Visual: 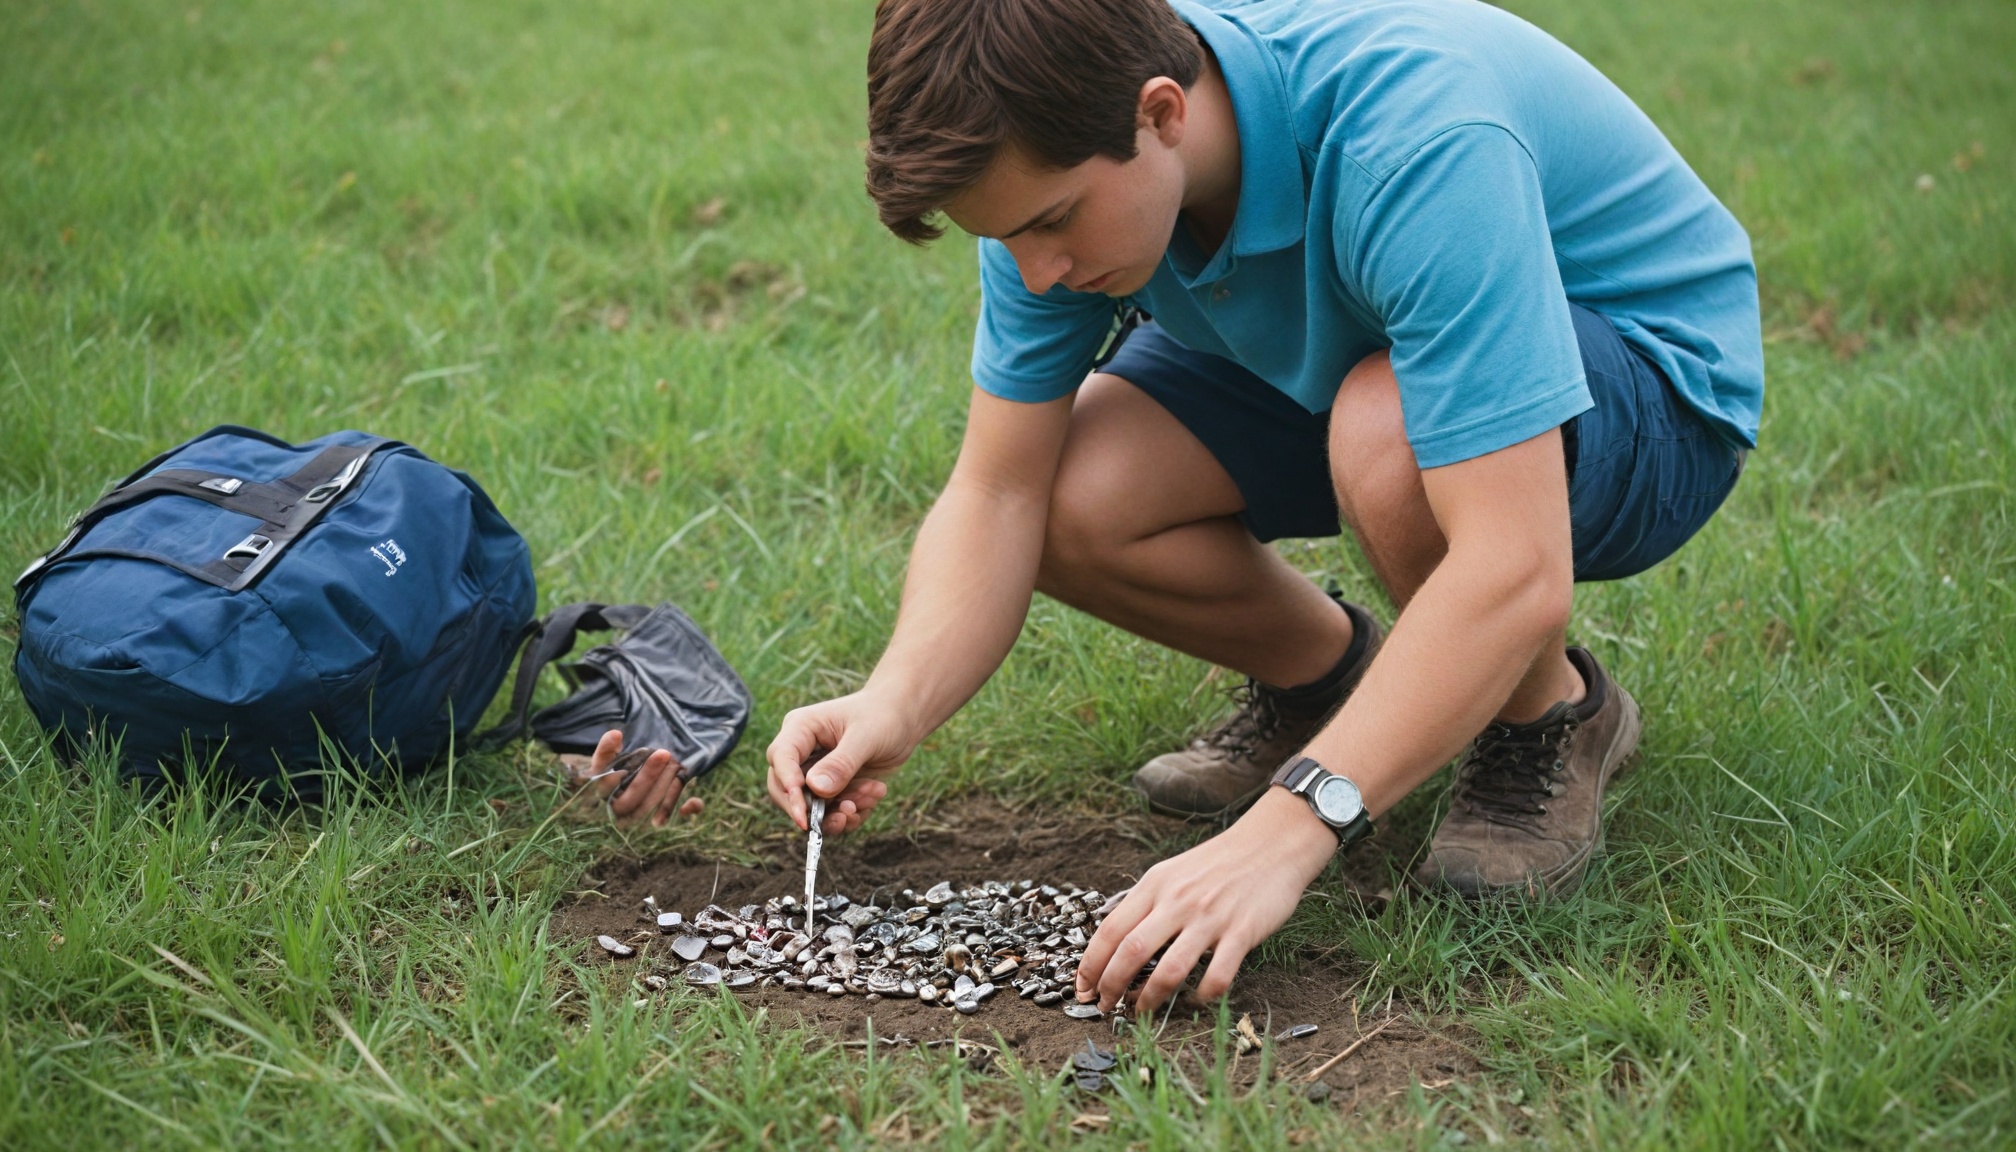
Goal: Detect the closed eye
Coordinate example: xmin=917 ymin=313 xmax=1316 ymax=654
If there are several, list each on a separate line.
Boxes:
xmin=1040 ymin=210 xmax=1073 ymax=232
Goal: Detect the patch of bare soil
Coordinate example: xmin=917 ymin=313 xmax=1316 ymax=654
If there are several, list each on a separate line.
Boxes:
xmin=551 ymin=797 xmax=1478 ymax=1108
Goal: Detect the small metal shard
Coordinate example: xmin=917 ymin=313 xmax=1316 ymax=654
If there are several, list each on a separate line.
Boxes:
xmin=1072 ymin=1040 xmax=1117 ymax=1072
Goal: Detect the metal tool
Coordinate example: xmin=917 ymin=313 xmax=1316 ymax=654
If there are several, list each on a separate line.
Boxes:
xmin=799 ymin=747 xmax=830 ymax=926
xmin=804 ymin=794 xmax=826 ymax=926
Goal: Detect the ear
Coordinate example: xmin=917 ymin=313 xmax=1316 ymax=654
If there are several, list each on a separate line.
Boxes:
xmin=1137 ymin=76 xmax=1189 ymax=148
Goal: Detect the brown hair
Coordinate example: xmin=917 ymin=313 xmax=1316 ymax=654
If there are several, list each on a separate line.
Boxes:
xmin=865 ymin=0 xmax=1203 ymax=244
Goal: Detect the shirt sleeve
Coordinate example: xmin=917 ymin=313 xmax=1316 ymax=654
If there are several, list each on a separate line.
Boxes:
xmin=970 ymin=239 xmax=1120 ymax=403
xmin=1345 ymin=123 xmax=1591 ymax=469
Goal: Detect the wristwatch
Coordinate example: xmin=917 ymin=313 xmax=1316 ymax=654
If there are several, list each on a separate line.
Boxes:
xmin=1269 ymin=756 xmax=1373 ymax=848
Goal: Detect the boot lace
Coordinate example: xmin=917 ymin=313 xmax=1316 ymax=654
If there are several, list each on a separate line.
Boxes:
xmin=1196 ymin=680 xmax=1288 ymax=760
xmin=1451 ymin=717 xmax=1576 ymax=833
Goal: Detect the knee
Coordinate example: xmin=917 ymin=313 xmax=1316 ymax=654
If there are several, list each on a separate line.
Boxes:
xmin=1037 ymin=467 xmax=1120 ymax=591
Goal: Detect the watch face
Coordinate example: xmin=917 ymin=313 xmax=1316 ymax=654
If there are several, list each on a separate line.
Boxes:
xmin=1310 ymin=774 xmax=1364 ymax=826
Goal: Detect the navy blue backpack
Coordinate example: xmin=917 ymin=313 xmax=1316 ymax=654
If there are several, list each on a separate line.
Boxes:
xmin=12 ymin=426 xmax=536 ymax=793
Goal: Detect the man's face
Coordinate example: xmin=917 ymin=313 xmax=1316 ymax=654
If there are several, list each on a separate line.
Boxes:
xmin=943 ymin=128 xmax=1186 ymax=298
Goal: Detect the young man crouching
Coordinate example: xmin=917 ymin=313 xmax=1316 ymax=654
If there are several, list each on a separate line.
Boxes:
xmin=761 ymin=0 xmax=1762 ymax=1014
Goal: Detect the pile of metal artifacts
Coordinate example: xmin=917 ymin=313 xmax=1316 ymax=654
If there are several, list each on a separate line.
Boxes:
xmin=597 ymin=879 xmax=1126 ymax=1017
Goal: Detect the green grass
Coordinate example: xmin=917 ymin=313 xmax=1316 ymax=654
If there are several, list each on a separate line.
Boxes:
xmin=3 ymin=0 xmax=2013 ymax=1146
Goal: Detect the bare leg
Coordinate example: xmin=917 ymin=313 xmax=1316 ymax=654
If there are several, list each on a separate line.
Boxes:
xmin=1035 ymin=372 xmax=1352 ymax=689
xmin=1326 ymin=352 xmax=1584 ymax=721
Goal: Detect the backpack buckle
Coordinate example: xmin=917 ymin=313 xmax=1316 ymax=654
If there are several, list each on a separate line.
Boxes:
xmin=224 ymin=534 xmax=273 ymax=562
xmin=13 ymin=553 xmax=48 ymax=589
xmin=304 ymin=454 xmax=368 ymax=503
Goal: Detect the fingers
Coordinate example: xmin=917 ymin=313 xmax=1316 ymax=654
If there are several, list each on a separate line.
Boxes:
xmin=607 ymin=749 xmax=675 ymax=822
xmin=1076 ymin=884 xmax=1153 ymax=1000
xmin=591 ymin=728 xmax=624 ymax=772
xmin=1134 ymin=927 xmax=1213 ymax=1015
xmin=1192 ymin=938 xmax=1247 ymax=1004
xmin=559 ymin=729 xmax=705 ymax=830
xmin=803 ymin=748 xmax=856 ymax=799
xmin=635 ymin=754 xmax=686 ymax=827
xmin=765 ymin=709 xmax=834 ymax=830
xmin=767 ymin=758 xmax=808 ymax=830
xmin=592 ymin=747 xmax=650 ymax=801
xmin=1094 ymin=907 xmax=1181 ymax=1012
xmin=823 ymin=778 xmax=888 ymax=835
xmin=646 ymin=779 xmax=704 ymax=824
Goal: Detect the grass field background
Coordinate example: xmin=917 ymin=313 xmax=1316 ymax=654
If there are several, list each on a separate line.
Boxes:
xmin=3 ymin=0 xmax=2013 ymax=1146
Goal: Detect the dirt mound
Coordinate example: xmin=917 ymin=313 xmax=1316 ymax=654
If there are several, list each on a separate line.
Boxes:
xmin=550 ymin=798 xmax=1478 ymax=1107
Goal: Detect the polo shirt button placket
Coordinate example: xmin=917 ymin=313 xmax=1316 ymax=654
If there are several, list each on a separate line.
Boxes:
xmin=1211 ymin=285 xmax=1232 ymax=304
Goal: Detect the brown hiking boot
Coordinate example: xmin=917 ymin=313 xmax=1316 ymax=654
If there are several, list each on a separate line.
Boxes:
xmin=1413 ymin=647 xmax=1642 ymax=899
xmin=1132 ymin=599 xmax=1384 ymax=820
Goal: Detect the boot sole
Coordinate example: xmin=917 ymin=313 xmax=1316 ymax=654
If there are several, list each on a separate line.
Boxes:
xmin=1137 ymin=780 xmax=1270 ymax=823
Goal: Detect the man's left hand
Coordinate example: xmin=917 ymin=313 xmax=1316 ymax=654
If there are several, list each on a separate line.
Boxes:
xmin=1074 ymin=788 xmax=1338 ymax=1013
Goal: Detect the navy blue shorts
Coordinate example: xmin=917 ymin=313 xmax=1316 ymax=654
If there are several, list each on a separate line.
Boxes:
xmin=1100 ymin=305 xmax=1744 ymax=581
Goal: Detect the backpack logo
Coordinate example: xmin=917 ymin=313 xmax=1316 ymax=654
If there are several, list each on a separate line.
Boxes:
xmin=369 ymin=538 xmax=407 ymax=576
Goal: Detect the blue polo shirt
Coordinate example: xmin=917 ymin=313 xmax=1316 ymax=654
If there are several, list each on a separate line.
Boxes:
xmin=971 ymin=0 xmax=1762 ymax=469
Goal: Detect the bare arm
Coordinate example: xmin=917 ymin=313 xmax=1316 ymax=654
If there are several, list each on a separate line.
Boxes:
xmin=766 ymin=386 xmax=1075 ymax=833
xmin=1303 ymin=426 xmax=1575 ymax=813
xmin=1078 ymin=428 xmax=1576 ymax=1011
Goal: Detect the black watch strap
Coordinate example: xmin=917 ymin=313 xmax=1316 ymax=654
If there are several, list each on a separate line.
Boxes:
xmin=1270 ymin=756 xmax=1374 ymax=848
xmin=1270 ymin=755 xmax=1325 ymax=792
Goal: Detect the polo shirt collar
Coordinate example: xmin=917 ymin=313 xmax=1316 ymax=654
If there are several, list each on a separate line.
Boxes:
xmin=1171 ymin=0 xmax=1307 ymax=261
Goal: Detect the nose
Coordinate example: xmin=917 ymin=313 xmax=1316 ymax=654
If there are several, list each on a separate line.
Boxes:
xmin=1007 ymin=239 xmax=1071 ymax=295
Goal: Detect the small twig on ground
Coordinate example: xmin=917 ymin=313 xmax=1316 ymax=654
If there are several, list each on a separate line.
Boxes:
xmin=1387 ymin=1077 xmax=1455 ymax=1097
xmin=1303 ymin=1018 xmax=1396 ymax=1083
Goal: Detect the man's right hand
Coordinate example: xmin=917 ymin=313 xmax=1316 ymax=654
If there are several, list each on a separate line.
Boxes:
xmin=765 ymin=691 xmax=918 ymax=836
